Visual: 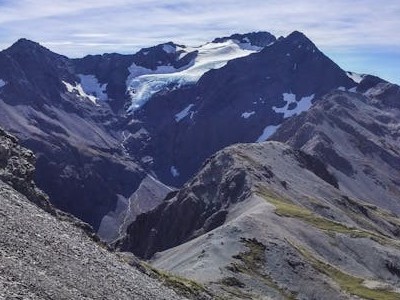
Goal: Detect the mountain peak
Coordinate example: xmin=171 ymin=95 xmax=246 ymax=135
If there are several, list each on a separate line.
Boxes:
xmin=4 ymin=38 xmax=67 ymax=61
xmin=8 ymin=38 xmax=44 ymax=52
xmin=285 ymin=30 xmax=315 ymax=46
xmin=4 ymin=37 xmax=68 ymax=62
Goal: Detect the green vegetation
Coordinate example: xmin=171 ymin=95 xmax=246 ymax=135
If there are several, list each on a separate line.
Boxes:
xmin=256 ymin=186 xmax=391 ymax=244
xmin=137 ymin=261 xmax=212 ymax=299
xmin=226 ymin=238 xmax=296 ymax=300
xmin=292 ymin=242 xmax=400 ymax=300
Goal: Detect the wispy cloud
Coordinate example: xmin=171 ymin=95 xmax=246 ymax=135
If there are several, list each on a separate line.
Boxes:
xmin=0 ymin=0 xmax=398 ymax=82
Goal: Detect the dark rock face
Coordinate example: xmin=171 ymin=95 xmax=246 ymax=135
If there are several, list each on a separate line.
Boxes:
xmin=118 ymin=150 xmax=252 ymax=258
xmin=73 ymin=53 xmax=135 ymax=112
xmin=132 ymin=42 xmax=197 ymax=71
xmin=117 ymin=141 xmax=340 ymax=259
xmin=0 ymin=127 xmax=51 ymax=211
xmin=30 ymin=140 xmax=145 ymax=228
xmin=284 ymin=147 xmax=339 ymax=188
xmin=0 ymin=39 xmax=76 ymax=107
xmin=213 ymin=31 xmax=277 ymax=47
xmin=0 ymin=40 xmax=146 ymax=230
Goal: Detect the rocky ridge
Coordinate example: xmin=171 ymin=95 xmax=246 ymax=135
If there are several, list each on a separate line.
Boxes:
xmin=272 ymin=84 xmax=400 ymax=214
xmin=121 ymin=141 xmax=400 ymax=299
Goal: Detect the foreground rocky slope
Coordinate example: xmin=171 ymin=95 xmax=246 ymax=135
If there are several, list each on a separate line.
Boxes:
xmin=0 ymin=129 xmax=187 ymax=300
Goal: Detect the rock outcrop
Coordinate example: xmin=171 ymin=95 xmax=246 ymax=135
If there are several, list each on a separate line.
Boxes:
xmin=0 ymin=127 xmax=51 ymax=211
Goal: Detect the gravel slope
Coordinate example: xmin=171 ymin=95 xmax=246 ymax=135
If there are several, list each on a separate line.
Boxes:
xmin=0 ymin=180 xmax=185 ymax=300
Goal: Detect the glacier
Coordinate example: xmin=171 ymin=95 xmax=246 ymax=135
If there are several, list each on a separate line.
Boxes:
xmin=126 ymin=39 xmax=264 ymax=112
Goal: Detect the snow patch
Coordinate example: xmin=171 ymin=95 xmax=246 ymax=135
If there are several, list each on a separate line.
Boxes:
xmin=63 ymin=81 xmax=98 ymax=104
xmin=78 ymin=74 xmax=108 ymax=101
xmin=241 ymin=111 xmax=255 ymax=119
xmin=256 ymin=125 xmax=281 ymax=142
xmin=170 ymin=166 xmax=180 ymax=177
xmin=126 ymin=39 xmax=263 ymax=112
xmin=273 ymin=93 xmax=315 ymax=119
xmin=163 ymin=44 xmax=176 ymax=54
xmin=175 ymin=104 xmax=195 ymax=122
xmin=337 ymin=86 xmax=346 ymax=91
xmin=346 ymin=71 xmax=365 ymax=84
xmin=348 ymin=87 xmax=357 ymax=93
xmin=0 ymin=79 xmax=6 ymax=88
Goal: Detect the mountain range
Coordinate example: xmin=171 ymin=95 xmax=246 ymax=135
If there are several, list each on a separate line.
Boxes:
xmin=0 ymin=30 xmax=399 ymax=299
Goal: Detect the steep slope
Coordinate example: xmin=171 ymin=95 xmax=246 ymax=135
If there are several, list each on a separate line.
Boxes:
xmin=0 ymin=38 xmax=75 ymax=106
xmin=98 ymin=174 xmax=174 ymax=243
xmin=119 ymin=141 xmax=400 ymax=299
xmin=0 ymin=127 xmax=52 ymax=212
xmin=0 ymin=182 xmax=190 ymax=299
xmin=272 ymin=81 xmax=400 ymax=214
xmin=0 ymin=39 xmax=149 ymax=232
xmin=0 ymin=127 xmax=188 ymax=300
xmin=73 ymin=53 xmax=135 ymax=112
xmin=127 ymin=31 xmax=356 ymax=187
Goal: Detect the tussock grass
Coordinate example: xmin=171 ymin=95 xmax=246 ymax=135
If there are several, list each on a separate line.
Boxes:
xmin=256 ymin=186 xmax=389 ymax=244
xmin=292 ymin=242 xmax=400 ymax=300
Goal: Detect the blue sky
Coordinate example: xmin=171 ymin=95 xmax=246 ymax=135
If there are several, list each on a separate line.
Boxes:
xmin=0 ymin=0 xmax=399 ymax=83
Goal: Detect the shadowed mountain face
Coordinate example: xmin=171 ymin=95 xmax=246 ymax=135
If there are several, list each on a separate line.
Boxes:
xmin=125 ymin=31 xmax=355 ymax=187
xmin=0 ymin=39 xmax=147 ymax=230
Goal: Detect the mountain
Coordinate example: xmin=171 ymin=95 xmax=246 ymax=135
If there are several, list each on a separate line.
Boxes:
xmin=1 ymin=29 xmax=399 ymax=300
xmin=0 ymin=128 xmax=189 ymax=300
xmin=0 ymin=31 xmax=387 ymax=243
xmin=117 ymin=76 xmax=400 ymax=299
xmin=0 ymin=31 xmax=279 ymax=239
